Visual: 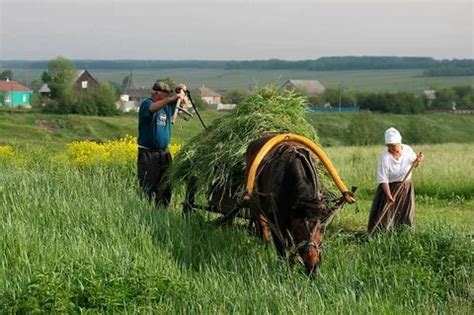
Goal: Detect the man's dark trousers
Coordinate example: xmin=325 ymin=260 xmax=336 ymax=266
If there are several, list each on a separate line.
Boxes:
xmin=137 ymin=148 xmax=172 ymax=207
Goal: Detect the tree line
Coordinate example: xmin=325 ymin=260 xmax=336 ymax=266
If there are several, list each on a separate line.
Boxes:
xmin=3 ymin=57 xmax=473 ymax=73
xmin=305 ymin=86 xmax=474 ymax=113
xmin=218 ymin=84 xmax=474 ymax=114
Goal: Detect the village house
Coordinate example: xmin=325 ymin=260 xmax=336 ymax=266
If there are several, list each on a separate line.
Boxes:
xmin=0 ymin=79 xmax=33 ymax=108
xmin=40 ymin=70 xmax=100 ymax=95
xmin=194 ymin=84 xmax=236 ymax=111
xmin=280 ymin=79 xmax=326 ymax=96
xmin=196 ymin=85 xmax=222 ymax=106
xmin=73 ymin=70 xmax=99 ymax=92
xmin=117 ymin=73 xmax=149 ymax=112
xmin=38 ymin=83 xmax=51 ymax=97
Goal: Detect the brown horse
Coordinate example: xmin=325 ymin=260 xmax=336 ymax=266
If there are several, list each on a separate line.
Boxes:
xmin=245 ymin=135 xmax=329 ymax=277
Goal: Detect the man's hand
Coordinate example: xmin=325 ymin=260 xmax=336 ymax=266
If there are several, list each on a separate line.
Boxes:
xmin=175 ymin=83 xmax=187 ymax=91
xmin=174 ymin=83 xmax=187 ymax=102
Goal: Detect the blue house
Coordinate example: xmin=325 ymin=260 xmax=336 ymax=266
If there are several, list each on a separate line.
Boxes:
xmin=0 ymin=79 xmax=33 ymax=107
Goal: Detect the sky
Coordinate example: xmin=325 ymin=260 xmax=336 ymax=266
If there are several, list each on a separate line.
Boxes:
xmin=0 ymin=0 xmax=472 ymax=60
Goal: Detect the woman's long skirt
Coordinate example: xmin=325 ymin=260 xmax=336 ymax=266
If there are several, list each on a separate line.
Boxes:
xmin=367 ymin=180 xmax=415 ymax=233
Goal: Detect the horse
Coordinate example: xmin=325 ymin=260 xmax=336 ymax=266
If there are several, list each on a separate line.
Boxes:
xmin=245 ymin=135 xmax=330 ymax=278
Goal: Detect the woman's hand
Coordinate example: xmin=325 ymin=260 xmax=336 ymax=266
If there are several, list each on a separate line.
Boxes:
xmin=387 ymin=194 xmax=395 ymax=203
xmin=415 ymin=152 xmax=424 ymax=167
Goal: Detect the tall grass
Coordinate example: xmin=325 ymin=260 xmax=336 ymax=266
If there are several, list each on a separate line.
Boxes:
xmin=325 ymin=142 xmax=474 ymax=200
xmin=1 ymin=143 xmax=472 ymax=313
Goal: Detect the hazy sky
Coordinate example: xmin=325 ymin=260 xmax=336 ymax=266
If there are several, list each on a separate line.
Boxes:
xmin=1 ymin=0 xmax=472 ymax=60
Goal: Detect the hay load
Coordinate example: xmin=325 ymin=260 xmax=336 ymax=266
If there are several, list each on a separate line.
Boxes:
xmin=171 ymin=86 xmax=319 ymax=204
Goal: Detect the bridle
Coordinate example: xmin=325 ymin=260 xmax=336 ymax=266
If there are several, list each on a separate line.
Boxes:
xmin=289 ymin=218 xmax=323 ymax=265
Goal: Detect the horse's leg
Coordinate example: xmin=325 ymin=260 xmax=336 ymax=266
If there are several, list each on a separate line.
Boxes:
xmin=250 ymin=209 xmax=272 ymax=243
xmin=257 ymin=213 xmax=270 ymax=242
xmin=271 ymin=229 xmax=287 ymax=259
xmin=183 ymin=178 xmax=197 ymax=215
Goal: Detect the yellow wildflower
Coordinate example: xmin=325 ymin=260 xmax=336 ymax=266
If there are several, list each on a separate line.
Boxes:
xmin=62 ymin=135 xmax=181 ymax=167
xmin=0 ymin=145 xmax=14 ymax=159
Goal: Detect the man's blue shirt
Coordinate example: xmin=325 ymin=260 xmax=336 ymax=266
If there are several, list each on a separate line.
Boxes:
xmin=138 ymin=98 xmax=176 ymax=150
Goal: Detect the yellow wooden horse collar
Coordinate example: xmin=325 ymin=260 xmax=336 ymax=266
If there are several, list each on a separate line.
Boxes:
xmin=245 ymin=134 xmax=355 ymax=204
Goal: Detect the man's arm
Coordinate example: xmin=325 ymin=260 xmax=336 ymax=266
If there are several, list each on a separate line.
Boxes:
xmin=150 ymin=85 xmax=187 ymax=113
xmin=149 ymin=95 xmax=180 ymax=113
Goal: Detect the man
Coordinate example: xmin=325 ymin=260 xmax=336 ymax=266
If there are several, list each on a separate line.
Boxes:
xmin=137 ymin=80 xmax=186 ymax=207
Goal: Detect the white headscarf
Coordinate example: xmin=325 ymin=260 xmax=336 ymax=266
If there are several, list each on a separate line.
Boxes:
xmin=384 ymin=127 xmax=402 ymax=144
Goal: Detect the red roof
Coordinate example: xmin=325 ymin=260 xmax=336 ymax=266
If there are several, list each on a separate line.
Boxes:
xmin=0 ymin=80 xmax=32 ymax=92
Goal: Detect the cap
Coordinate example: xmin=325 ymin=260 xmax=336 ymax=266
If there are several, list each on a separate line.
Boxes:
xmin=152 ymin=81 xmax=172 ymax=93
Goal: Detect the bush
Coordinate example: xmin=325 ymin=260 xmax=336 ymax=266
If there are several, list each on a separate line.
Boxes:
xmin=221 ymin=90 xmax=247 ymax=105
xmin=93 ymin=84 xmax=119 ymax=116
xmin=358 ymin=92 xmax=425 ymax=114
xmin=432 ymin=88 xmax=456 ymax=110
xmin=344 ymin=111 xmax=385 ymax=145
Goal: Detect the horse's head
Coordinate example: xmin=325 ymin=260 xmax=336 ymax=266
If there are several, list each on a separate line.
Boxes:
xmin=291 ymin=215 xmax=324 ymax=278
xmin=285 ymin=151 xmax=326 ymax=278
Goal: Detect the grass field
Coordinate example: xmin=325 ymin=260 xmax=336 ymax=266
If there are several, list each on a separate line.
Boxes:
xmin=9 ymin=67 xmax=474 ymax=92
xmin=1 ymin=111 xmax=473 ymax=150
xmin=1 ymin=141 xmax=472 ymax=313
xmin=0 ymin=111 xmax=473 ymax=313
xmin=0 ymin=110 xmax=225 ymax=151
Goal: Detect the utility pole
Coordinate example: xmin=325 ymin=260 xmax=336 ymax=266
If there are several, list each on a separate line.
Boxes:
xmin=10 ymin=82 xmax=14 ymax=115
xmin=24 ymin=66 xmax=29 ymax=88
xmin=217 ymin=74 xmax=222 ymax=92
xmin=338 ymin=82 xmax=343 ymax=112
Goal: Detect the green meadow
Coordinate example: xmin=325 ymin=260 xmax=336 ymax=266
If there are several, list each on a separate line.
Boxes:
xmin=9 ymin=67 xmax=474 ymax=92
xmin=1 ymin=111 xmax=473 ymax=313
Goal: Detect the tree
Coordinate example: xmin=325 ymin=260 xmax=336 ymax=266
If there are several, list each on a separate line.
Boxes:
xmin=222 ymin=90 xmax=246 ymax=104
xmin=358 ymin=92 xmax=425 ymax=114
xmin=0 ymin=70 xmax=13 ymax=80
xmin=41 ymin=56 xmax=77 ymax=113
xmin=432 ymin=88 xmax=456 ymax=110
xmin=74 ymin=92 xmax=98 ymax=116
xmin=93 ymin=84 xmax=119 ymax=116
xmin=108 ymin=81 xmax=121 ymax=97
xmin=190 ymin=94 xmax=208 ymax=111
xmin=324 ymin=88 xmax=357 ymax=106
xmin=72 ymin=84 xmax=118 ymax=116
xmin=29 ymin=79 xmax=43 ymax=92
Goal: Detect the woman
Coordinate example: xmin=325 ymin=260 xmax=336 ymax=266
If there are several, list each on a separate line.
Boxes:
xmin=368 ymin=127 xmax=424 ymax=233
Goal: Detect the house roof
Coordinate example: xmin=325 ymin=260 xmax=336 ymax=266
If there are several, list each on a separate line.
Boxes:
xmin=38 ymin=83 xmax=51 ymax=93
xmin=124 ymin=72 xmax=137 ymax=90
xmin=0 ymin=80 xmax=32 ymax=92
xmin=75 ymin=70 xmax=99 ymax=84
xmin=423 ymin=90 xmax=436 ymax=100
xmin=197 ymin=85 xmax=221 ymax=97
xmin=122 ymin=87 xmax=150 ymax=98
xmin=281 ymin=80 xmax=326 ymax=95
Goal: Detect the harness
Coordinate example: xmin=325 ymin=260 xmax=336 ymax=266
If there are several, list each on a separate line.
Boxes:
xmin=244 ymin=134 xmax=356 ymax=264
xmin=245 ymin=134 xmax=355 ymax=204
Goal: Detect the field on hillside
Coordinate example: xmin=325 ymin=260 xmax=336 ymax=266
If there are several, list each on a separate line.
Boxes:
xmin=0 ymin=111 xmax=224 ymax=151
xmin=9 ymin=67 xmax=474 ymax=92
xmin=1 ymin=111 xmax=474 ymax=150
xmin=1 ymin=131 xmax=473 ymax=312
